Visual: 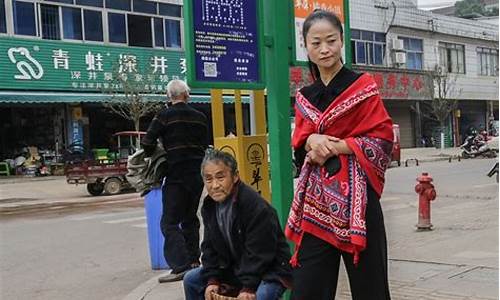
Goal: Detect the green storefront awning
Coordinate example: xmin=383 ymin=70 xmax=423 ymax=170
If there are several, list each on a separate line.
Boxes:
xmin=0 ymin=92 xmax=249 ymax=104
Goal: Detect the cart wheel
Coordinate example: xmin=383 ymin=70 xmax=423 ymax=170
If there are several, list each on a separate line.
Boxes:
xmin=397 ymin=160 xmax=401 ymax=167
xmin=87 ymin=183 xmax=104 ymax=196
xmin=104 ymin=178 xmax=122 ymax=195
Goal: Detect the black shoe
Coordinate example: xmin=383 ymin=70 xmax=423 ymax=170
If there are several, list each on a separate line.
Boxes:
xmin=158 ymin=269 xmax=188 ymax=283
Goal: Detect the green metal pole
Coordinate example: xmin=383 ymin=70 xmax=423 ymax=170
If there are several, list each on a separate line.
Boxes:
xmin=263 ymin=0 xmax=293 ymax=228
xmin=343 ymin=0 xmax=352 ymax=68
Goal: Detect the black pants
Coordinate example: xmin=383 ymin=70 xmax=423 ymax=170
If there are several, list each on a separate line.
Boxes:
xmin=291 ymin=185 xmax=391 ymax=300
xmin=161 ymin=169 xmax=203 ymax=274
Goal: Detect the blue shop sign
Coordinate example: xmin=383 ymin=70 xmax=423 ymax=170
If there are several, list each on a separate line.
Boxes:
xmin=184 ymin=0 xmax=265 ymax=89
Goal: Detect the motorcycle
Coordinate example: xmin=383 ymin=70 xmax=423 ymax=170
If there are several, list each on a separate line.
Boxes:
xmin=487 ymin=162 xmax=499 ymax=183
xmin=460 ymin=132 xmax=497 ymax=158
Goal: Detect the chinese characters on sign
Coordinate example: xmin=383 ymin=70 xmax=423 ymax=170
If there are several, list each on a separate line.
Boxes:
xmin=246 ymin=143 xmax=264 ymax=194
xmin=289 ymin=67 xmax=432 ymax=100
xmin=369 ymin=71 xmax=430 ymax=99
xmin=190 ymin=0 xmax=261 ymax=86
xmin=0 ymin=38 xmax=186 ymax=92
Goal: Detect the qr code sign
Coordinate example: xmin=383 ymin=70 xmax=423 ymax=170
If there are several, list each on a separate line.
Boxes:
xmin=203 ymin=62 xmax=218 ymax=77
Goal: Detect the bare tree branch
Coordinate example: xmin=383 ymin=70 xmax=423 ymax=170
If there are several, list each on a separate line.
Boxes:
xmin=102 ymin=65 xmax=165 ymax=133
xmin=411 ymin=65 xmax=461 ymax=128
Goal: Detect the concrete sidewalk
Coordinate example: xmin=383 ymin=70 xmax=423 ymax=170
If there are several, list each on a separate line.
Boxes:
xmin=124 ymin=259 xmax=498 ymax=300
xmin=2 ymin=147 xmax=496 ymax=300
xmin=120 ymin=147 xmax=499 ymax=300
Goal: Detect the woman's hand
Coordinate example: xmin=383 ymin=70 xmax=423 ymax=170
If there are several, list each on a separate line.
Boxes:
xmin=306 ymin=149 xmax=333 ymax=165
xmin=204 ymin=285 xmax=219 ymax=300
xmin=306 ymin=134 xmax=340 ymax=155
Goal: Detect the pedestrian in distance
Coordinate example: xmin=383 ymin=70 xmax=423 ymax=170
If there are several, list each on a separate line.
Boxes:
xmin=286 ymin=9 xmax=394 ymax=300
xmin=183 ymin=148 xmax=292 ymax=300
xmin=141 ymin=79 xmax=209 ymax=283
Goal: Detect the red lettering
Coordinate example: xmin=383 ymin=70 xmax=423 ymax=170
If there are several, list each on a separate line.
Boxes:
xmin=372 ymin=73 xmax=384 ymax=89
xmin=386 ymin=74 xmax=397 ymax=90
xmin=412 ymin=76 xmax=424 ymax=91
xmin=399 ymin=74 xmax=410 ymax=90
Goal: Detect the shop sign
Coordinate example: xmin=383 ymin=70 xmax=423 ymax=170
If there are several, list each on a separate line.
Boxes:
xmin=289 ymin=66 xmax=433 ymax=100
xmin=0 ymin=37 xmax=186 ymax=92
xmin=369 ymin=71 xmax=432 ymax=100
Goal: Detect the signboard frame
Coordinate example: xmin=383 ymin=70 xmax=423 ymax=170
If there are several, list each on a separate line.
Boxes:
xmin=183 ymin=0 xmax=266 ymax=90
xmin=289 ymin=0 xmax=351 ymax=68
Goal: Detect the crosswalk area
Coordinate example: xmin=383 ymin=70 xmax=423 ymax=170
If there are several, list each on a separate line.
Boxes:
xmin=68 ymin=209 xmax=147 ymax=229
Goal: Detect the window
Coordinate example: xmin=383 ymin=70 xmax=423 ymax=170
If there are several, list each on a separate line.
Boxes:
xmin=439 ymin=42 xmax=465 ymax=74
xmin=399 ymin=37 xmax=423 ymax=70
xmin=108 ymin=12 xmax=126 ymax=43
xmin=154 ymin=18 xmax=164 ymax=47
xmin=351 ymin=29 xmax=385 ymax=65
xmin=105 ymin=0 xmax=130 ymax=11
xmin=76 ymin=0 xmax=103 ymax=7
xmin=47 ymin=0 xmax=74 ymax=4
xmin=13 ymin=1 xmax=37 ymax=36
xmin=477 ymin=47 xmax=499 ymax=76
xmin=84 ymin=9 xmax=103 ymax=41
xmin=165 ymin=19 xmax=180 ymax=48
xmin=133 ymin=0 xmax=156 ymax=14
xmin=0 ymin=0 xmax=6 ymax=33
xmin=8 ymin=0 xmax=182 ymax=48
xmin=62 ymin=7 xmax=82 ymax=40
xmin=159 ymin=3 xmax=181 ymax=17
xmin=128 ymin=14 xmax=152 ymax=47
xmin=40 ymin=4 xmax=60 ymax=40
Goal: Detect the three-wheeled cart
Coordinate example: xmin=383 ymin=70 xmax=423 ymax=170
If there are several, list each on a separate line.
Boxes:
xmin=65 ymin=131 xmax=145 ymax=196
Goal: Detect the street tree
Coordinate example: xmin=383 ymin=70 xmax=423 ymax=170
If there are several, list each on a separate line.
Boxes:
xmin=455 ymin=0 xmax=498 ymax=17
xmin=102 ymin=66 xmax=165 ymax=146
xmin=413 ymin=65 xmax=461 ymax=149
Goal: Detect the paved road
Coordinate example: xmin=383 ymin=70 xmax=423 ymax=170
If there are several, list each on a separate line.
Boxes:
xmin=0 ymin=203 xmax=156 ymax=300
xmin=0 ymin=158 xmax=497 ymax=300
xmin=136 ymin=158 xmax=499 ymax=300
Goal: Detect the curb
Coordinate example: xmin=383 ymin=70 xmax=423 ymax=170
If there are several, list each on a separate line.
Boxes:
xmin=0 ymin=176 xmax=65 ymax=185
xmin=0 ymin=196 xmax=142 ymax=214
xmin=122 ymin=274 xmax=164 ymax=300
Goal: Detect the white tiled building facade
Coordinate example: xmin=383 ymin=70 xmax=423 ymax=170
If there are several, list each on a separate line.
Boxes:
xmin=349 ymin=0 xmax=498 ymax=147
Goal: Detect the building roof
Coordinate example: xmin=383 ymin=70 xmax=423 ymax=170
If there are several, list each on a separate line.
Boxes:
xmin=430 ymin=6 xmax=456 ymax=16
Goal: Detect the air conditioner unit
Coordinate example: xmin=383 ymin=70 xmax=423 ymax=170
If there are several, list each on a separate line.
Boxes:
xmin=394 ymin=52 xmax=407 ymax=64
xmin=392 ymin=38 xmax=404 ymax=51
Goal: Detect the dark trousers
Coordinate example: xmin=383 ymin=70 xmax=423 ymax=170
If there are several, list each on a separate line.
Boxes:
xmin=161 ymin=169 xmax=203 ymax=274
xmin=291 ymin=185 xmax=391 ymax=300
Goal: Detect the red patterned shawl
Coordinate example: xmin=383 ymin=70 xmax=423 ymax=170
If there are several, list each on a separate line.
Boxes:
xmin=286 ymin=73 xmax=393 ymax=265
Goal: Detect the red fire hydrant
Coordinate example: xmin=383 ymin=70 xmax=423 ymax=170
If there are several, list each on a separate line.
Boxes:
xmin=415 ymin=172 xmax=437 ymax=230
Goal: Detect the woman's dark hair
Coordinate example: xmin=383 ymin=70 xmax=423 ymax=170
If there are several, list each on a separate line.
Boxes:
xmin=302 ymin=9 xmax=344 ymax=81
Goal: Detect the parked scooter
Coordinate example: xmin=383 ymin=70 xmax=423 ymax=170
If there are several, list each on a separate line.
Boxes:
xmin=487 ymin=162 xmax=498 ymax=183
xmin=460 ymin=132 xmax=497 ymax=158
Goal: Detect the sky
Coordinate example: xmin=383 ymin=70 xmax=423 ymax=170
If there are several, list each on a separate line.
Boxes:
xmin=417 ymin=0 xmax=458 ymax=10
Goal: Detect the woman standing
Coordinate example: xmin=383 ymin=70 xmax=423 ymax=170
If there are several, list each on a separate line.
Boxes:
xmin=285 ymin=9 xmax=393 ymax=300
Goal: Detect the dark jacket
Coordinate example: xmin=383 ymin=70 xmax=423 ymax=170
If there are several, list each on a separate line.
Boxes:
xmin=141 ymin=102 xmax=208 ymax=175
xmin=200 ymin=181 xmax=292 ymax=292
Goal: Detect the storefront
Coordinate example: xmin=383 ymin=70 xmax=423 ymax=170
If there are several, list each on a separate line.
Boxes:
xmin=2 ymin=36 xmax=256 ymax=162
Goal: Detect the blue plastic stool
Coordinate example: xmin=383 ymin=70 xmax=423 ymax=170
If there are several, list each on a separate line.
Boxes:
xmin=144 ymin=188 xmax=169 ymax=270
